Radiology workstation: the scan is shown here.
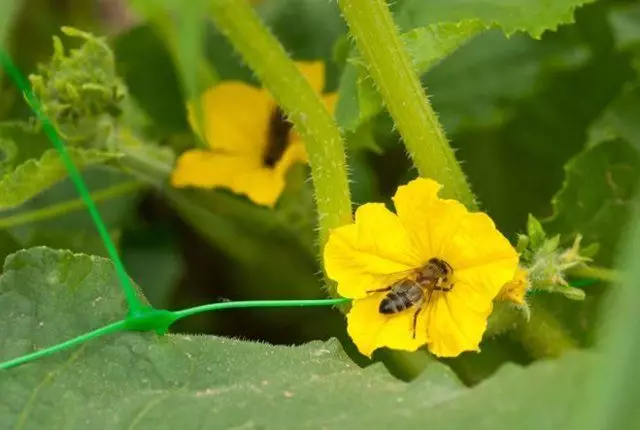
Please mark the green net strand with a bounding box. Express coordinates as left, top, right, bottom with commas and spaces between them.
0, 47, 602, 372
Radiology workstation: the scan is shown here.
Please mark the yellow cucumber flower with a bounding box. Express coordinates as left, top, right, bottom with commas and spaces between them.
171, 61, 337, 207
324, 178, 519, 358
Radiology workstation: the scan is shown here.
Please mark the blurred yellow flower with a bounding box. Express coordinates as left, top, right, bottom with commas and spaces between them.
324, 178, 519, 358
171, 62, 337, 207
496, 267, 530, 305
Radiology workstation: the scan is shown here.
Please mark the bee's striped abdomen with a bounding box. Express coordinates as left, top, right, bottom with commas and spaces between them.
379, 285, 423, 314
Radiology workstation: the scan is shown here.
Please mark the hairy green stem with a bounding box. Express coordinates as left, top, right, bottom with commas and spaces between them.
0, 181, 143, 229
337, 0, 476, 209
209, 0, 353, 251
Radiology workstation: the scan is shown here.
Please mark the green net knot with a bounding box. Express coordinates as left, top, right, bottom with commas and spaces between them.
125, 306, 178, 335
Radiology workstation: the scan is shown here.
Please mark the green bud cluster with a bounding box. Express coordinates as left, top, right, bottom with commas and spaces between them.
28, 27, 127, 143
517, 214, 598, 301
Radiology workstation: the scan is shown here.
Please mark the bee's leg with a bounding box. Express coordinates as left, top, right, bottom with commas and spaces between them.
433, 283, 454, 292
412, 307, 425, 339
366, 286, 392, 293
411, 297, 427, 339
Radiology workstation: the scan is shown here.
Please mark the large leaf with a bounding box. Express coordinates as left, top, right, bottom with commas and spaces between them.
588, 83, 640, 151
336, 0, 595, 132
0, 147, 121, 211
567, 90, 640, 430
544, 139, 639, 266
394, 0, 595, 37
0, 247, 595, 429
544, 83, 640, 266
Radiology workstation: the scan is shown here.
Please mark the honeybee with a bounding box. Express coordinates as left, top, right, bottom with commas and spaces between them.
367, 258, 455, 338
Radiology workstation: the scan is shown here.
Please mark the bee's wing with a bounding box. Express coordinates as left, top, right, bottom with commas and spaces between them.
366, 268, 419, 292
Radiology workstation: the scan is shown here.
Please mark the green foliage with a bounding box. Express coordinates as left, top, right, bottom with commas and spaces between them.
0, 247, 596, 430
394, 0, 595, 38
1, 0, 640, 427
0, 147, 121, 210
545, 139, 639, 266
425, 29, 590, 134
335, 0, 594, 133
545, 83, 640, 266
112, 25, 189, 132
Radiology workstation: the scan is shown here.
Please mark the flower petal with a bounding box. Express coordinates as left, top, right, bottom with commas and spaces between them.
188, 82, 274, 156
424, 286, 493, 357
392, 178, 468, 261
393, 177, 518, 299
443, 211, 519, 301
347, 292, 427, 358
296, 61, 326, 94
324, 203, 421, 299
171, 150, 285, 207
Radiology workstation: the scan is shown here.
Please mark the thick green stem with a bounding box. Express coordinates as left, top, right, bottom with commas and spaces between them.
513, 304, 577, 358
337, 0, 476, 209
209, 0, 353, 250
0, 181, 143, 229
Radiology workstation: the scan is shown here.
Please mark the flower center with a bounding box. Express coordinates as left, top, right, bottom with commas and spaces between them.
263, 106, 293, 168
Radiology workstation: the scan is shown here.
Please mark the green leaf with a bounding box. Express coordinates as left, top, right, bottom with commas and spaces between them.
335, 0, 594, 132
544, 139, 639, 266
527, 213, 547, 250
544, 78, 640, 266
0, 147, 121, 211
588, 83, 640, 150
336, 20, 484, 131
113, 25, 189, 132
426, 28, 590, 133
568, 133, 640, 430
395, 0, 595, 38
0, 247, 597, 429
